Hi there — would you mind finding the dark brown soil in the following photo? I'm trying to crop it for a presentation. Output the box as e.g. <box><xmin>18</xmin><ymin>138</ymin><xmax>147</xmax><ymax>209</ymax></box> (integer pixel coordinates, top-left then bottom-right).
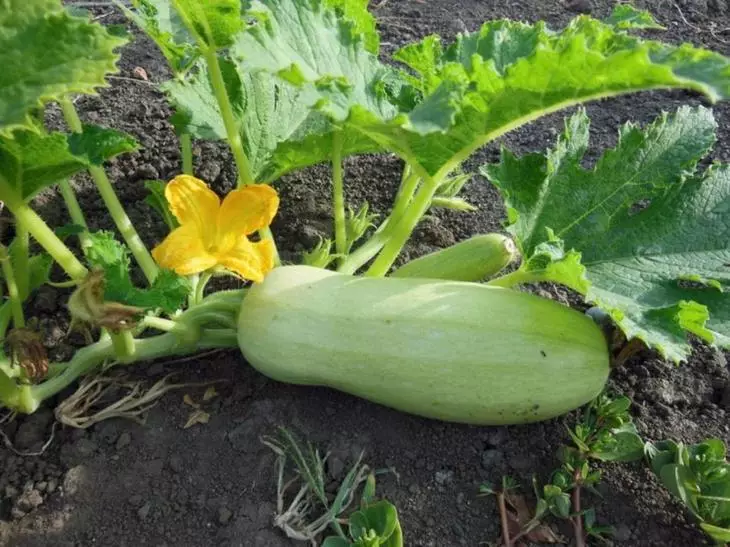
<box><xmin>2</xmin><ymin>1</ymin><xmax>730</xmax><ymax>546</ymax></box>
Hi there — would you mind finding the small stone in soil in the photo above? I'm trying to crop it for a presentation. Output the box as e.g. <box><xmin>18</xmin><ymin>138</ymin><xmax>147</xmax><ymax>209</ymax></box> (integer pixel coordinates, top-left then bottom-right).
<box><xmin>481</xmin><ymin>449</ymin><xmax>503</xmax><ymax>468</ymax></box>
<box><xmin>218</xmin><ymin>507</ymin><xmax>233</xmax><ymax>525</ymax></box>
<box><xmin>62</xmin><ymin>465</ymin><xmax>86</xmax><ymax>497</ymax></box>
<box><xmin>16</xmin><ymin>489</ymin><xmax>43</xmax><ymax>512</ymax></box>
<box><xmin>434</xmin><ymin>470</ymin><xmax>454</xmax><ymax>486</ymax></box>
<box><xmin>138</xmin><ymin>501</ymin><xmax>152</xmax><ymax>520</ymax></box>
<box><xmin>116</xmin><ymin>432</ymin><xmax>132</xmax><ymax>450</ymax></box>
<box><xmin>168</xmin><ymin>455</ymin><xmax>184</xmax><ymax>474</ymax></box>
<box><xmin>13</xmin><ymin>409</ymin><xmax>53</xmax><ymax>450</ymax></box>
<box><xmin>129</xmin><ymin>494</ymin><xmax>144</xmax><ymax>506</ymax></box>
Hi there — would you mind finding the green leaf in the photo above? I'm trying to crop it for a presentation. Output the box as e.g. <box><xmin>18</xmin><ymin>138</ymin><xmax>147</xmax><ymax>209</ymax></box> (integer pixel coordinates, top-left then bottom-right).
<box><xmin>0</xmin><ymin>126</ymin><xmax>137</xmax><ymax>200</ymax></box>
<box><xmin>55</xmin><ymin>223</ymin><xmax>87</xmax><ymax>240</ymax></box>
<box><xmin>349</xmin><ymin>15</ymin><xmax>730</xmax><ymax>178</ymax></box>
<box><xmin>592</xmin><ymin>431</ymin><xmax>645</xmax><ymax>462</ymax></box>
<box><xmin>322</xmin><ymin>537</ymin><xmax>352</xmax><ymax>547</ymax></box>
<box><xmin>604</xmin><ymin>4</ymin><xmax>665</xmax><ymax>30</ymax></box>
<box><xmin>170</xmin><ymin>0</ymin><xmax>242</xmax><ymax>49</ymax></box>
<box><xmin>121</xmin><ymin>0</ymin><xmax>198</xmax><ymax>74</ymax></box>
<box><xmin>67</xmin><ymin>124</ymin><xmax>139</xmax><ymax>166</ymax></box>
<box><xmin>86</xmin><ymin>231</ymin><xmax>190</xmax><ymax>313</ymax></box>
<box><xmin>699</xmin><ymin>522</ymin><xmax>730</xmax><ymax>543</ymax></box>
<box><xmin>483</xmin><ymin>106</ymin><xmax>730</xmax><ymax>362</ymax></box>
<box><xmin>163</xmin><ymin>60</ymin><xmax>323</xmax><ymax>181</ymax></box>
<box><xmin>359</xmin><ymin>501</ymin><xmax>398</xmax><ymax>540</ymax></box>
<box><xmin>0</xmin><ymin>0</ymin><xmax>127</xmax><ymax>135</ymax></box>
<box><xmin>323</xmin><ymin>0</ymin><xmax>379</xmax><ymax>54</ymax></box>
<box><xmin>659</xmin><ymin>463</ymin><xmax>701</xmax><ymax>515</ymax></box>
<box><xmin>165</xmin><ymin>0</ymin><xmax>401</xmax><ymax>180</ymax></box>
<box><xmin>143</xmin><ymin>180</ymin><xmax>179</xmax><ymax>230</ymax></box>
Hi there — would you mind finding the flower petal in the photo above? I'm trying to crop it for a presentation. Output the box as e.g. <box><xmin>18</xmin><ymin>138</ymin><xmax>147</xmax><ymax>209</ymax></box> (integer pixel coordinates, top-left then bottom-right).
<box><xmin>217</xmin><ymin>184</ymin><xmax>279</xmax><ymax>241</ymax></box>
<box><xmin>216</xmin><ymin>237</ymin><xmax>275</xmax><ymax>283</ymax></box>
<box><xmin>152</xmin><ymin>223</ymin><xmax>218</xmax><ymax>276</ymax></box>
<box><xmin>165</xmin><ymin>175</ymin><xmax>220</xmax><ymax>241</ymax></box>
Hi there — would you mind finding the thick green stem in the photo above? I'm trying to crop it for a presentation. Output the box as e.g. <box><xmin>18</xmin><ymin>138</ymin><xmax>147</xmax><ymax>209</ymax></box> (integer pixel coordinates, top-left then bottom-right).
<box><xmin>0</xmin><ymin>248</ymin><xmax>25</xmax><ymax>329</ymax></box>
<box><xmin>486</xmin><ymin>269</ymin><xmax>543</xmax><ymax>288</ymax></box>
<box><xmin>194</xmin><ymin>271</ymin><xmax>213</xmax><ymax>305</ymax></box>
<box><xmin>0</xmin><ymin>177</ymin><xmax>87</xmax><ymax>280</ymax></box>
<box><xmin>338</xmin><ymin>169</ymin><xmax>420</xmax><ymax>274</ymax></box>
<box><xmin>332</xmin><ymin>132</ymin><xmax>347</xmax><ymax>265</ymax></box>
<box><xmin>365</xmin><ymin>174</ymin><xmax>441</xmax><ymax>277</ymax></box>
<box><xmin>201</xmin><ymin>49</ymin><xmax>281</xmax><ymax>266</ymax></box>
<box><xmin>110</xmin><ymin>329</ymin><xmax>136</xmax><ymax>363</ymax></box>
<box><xmin>14</xmin><ymin>221</ymin><xmax>29</xmax><ymax>299</ymax></box>
<box><xmin>57</xmin><ymin>179</ymin><xmax>91</xmax><ymax>250</ymax></box>
<box><xmin>0</xmin><ymin>302</ymin><xmax>12</xmax><ymax>341</ymax></box>
<box><xmin>30</xmin><ymin>327</ymin><xmax>238</xmax><ymax>408</ymax></box>
<box><xmin>60</xmin><ymin>98</ymin><xmax>159</xmax><ymax>284</ymax></box>
<box><xmin>181</xmin><ymin>133</ymin><xmax>194</xmax><ymax>175</ymax></box>
<box><xmin>202</xmin><ymin>48</ymin><xmax>254</xmax><ymax>186</ymax></box>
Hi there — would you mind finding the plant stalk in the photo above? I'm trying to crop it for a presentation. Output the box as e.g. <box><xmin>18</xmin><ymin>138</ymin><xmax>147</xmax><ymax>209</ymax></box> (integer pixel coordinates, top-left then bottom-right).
<box><xmin>338</xmin><ymin>169</ymin><xmax>420</xmax><ymax>274</ymax></box>
<box><xmin>0</xmin><ymin>247</ymin><xmax>25</xmax><ymax>329</ymax></box>
<box><xmin>57</xmin><ymin>179</ymin><xmax>92</xmax><ymax>250</ymax></box>
<box><xmin>202</xmin><ymin>48</ymin><xmax>254</xmax><ymax>187</ymax></box>
<box><xmin>14</xmin><ymin>220</ymin><xmax>30</xmax><ymax>299</ymax></box>
<box><xmin>110</xmin><ymin>329</ymin><xmax>136</xmax><ymax>363</ymax></box>
<box><xmin>60</xmin><ymin>98</ymin><xmax>159</xmax><ymax>284</ymax></box>
<box><xmin>0</xmin><ymin>177</ymin><xmax>88</xmax><ymax>280</ymax></box>
<box><xmin>497</xmin><ymin>491</ymin><xmax>513</xmax><ymax>547</ymax></box>
<box><xmin>365</xmin><ymin>174</ymin><xmax>440</xmax><ymax>277</ymax></box>
<box><xmin>201</xmin><ymin>48</ymin><xmax>280</xmax><ymax>266</ymax></box>
<box><xmin>332</xmin><ymin>132</ymin><xmax>347</xmax><ymax>265</ymax></box>
<box><xmin>572</xmin><ymin>469</ymin><xmax>586</xmax><ymax>547</ymax></box>
<box><xmin>181</xmin><ymin>132</ymin><xmax>194</xmax><ymax>175</ymax></box>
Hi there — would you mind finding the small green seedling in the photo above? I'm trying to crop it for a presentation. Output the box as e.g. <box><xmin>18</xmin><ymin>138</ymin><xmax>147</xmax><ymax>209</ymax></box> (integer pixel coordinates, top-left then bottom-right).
<box><xmin>646</xmin><ymin>438</ymin><xmax>730</xmax><ymax>544</ymax></box>
<box><xmin>483</xmin><ymin>392</ymin><xmax>644</xmax><ymax>546</ymax></box>
<box><xmin>322</xmin><ymin>484</ymin><xmax>403</xmax><ymax>547</ymax></box>
<box><xmin>263</xmin><ymin>427</ymin><xmax>402</xmax><ymax>546</ymax></box>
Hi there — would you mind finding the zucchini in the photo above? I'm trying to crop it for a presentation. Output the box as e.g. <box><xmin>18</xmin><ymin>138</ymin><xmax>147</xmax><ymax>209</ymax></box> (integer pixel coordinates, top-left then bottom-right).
<box><xmin>237</xmin><ymin>265</ymin><xmax>610</xmax><ymax>425</ymax></box>
<box><xmin>391</xmin><ymin>234</ymin><xmax>515</xmax><ymax>282</ymax></box>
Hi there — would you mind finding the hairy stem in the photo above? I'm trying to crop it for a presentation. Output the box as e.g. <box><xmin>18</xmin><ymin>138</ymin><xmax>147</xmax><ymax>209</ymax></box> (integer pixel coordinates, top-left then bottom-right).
<box><xmin>201</xmin><ymin>49</ymin><xmax>280</xmax><ymax>265</ymax></box>
<box><xmin>181</xmin><ymin>132</ymin><xmax>194</xmax><ymax>175</ymax></box>
<box><xmin>14</xmin><ymin>221</ymin><xmax>29</xmax><ymax>299</ymax></box>
<box><xmin>0</xmin><ymin>247</ymin><xmax>25</xmax><ymax>329</ymax></box>
<box><xmin>57</xmin><ymin>179</ymin><xmax>91</xmax><ymax>250</ymax></box>
<box><xmin>0</xmin><ymin>177</ymin><xmax>87</xmax><ymax>280</ymax></box>
<box><xmin>202</xmin><ymin>48</ymin><xmax>253</xmax><ymax>186</ymax></box>
<box><xmin>365</xmin><ymin>174</ymin><xmax>440</xmax><ymax>277</ymax></box>
<box><xmin>338</xmin><ymin>169</ymin><xmax>420</xmax><ymax>274</ymax></box>
<box><xmin>60</xmin><ymin>98</ymin><xmax>159</xmax><ymax>284</ymax></box>
<box><xmin>332</xmin><ymin>132</ymin><xmax>346</xmax><ymax>266</ymax></box>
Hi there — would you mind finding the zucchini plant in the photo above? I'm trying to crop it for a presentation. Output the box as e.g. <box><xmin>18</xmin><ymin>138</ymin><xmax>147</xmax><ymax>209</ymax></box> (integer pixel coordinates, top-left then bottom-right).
<box><xmin>0</xmin><ymin>1</ymin><xmax>728</xmax><ymax>426</ymax></box>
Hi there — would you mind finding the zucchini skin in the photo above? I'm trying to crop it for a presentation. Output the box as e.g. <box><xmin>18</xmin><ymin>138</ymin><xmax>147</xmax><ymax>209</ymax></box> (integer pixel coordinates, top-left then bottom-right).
<box><xmin>391</xmin><ymin>234</ymin><xmax>515</xmax><ymax>282</ymax></box>
<box><xmin>237</xmin><ymin>265</ymin><xmax>610</xmax><ymax>425</ymax></box>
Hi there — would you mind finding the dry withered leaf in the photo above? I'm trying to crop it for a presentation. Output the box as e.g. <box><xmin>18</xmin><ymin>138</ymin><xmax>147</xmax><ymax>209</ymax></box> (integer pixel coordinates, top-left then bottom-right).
<box><xmin>505</xmin><ymin>491</ymin><xmax>562</xmax><ymax>545</ymax></box>
<box><xmin>202</xmin><ymin>386</ymin><xmax>217</xmax><ymax>402</ymax></box>
<box><xmin>183</xmin><ymin>394</ymin><xmax>200</xmax><ymax>409</ymax></box>
<box><xmin>184</xmin><ymin>409</ymin><xmax>210</xmax><ymax>429</ymax></box>
<box><xmin>5</xmin><ymin>328</ymin><xmax>49</xmax><ymax>381</ymax></box>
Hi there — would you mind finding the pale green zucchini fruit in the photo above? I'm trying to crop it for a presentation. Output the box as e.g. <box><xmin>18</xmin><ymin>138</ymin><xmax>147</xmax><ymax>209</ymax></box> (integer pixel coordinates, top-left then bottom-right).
<box><xmin>391</xmin><ymin>233</ymin><xmax>516</xmax><ymax>282</ymax></box>
<box><xmin>237</xmin><ymin>265</ymin><xmax>610</xmax><ymax>425</ymax></box>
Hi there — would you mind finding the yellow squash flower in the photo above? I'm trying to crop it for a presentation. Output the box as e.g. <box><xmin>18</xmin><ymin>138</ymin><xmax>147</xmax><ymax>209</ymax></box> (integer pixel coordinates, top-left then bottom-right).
<box><xmin>151</xmin><ymin>175</ymin><xmax>279</xmax><ymax>283</ymax></box>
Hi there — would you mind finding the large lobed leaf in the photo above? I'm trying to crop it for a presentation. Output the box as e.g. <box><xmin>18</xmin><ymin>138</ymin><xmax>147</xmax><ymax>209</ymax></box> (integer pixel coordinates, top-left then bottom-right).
<box><xmin>161</xmin><ymin>0</ymin><xmax>400</xmax><ymax>181</ymax></box>
<box><xmin>0</xmin><ymin>125</ymin><xmax>138</xmax><ymax>200</ymax></box>
<box><xmin>0</xmin><ymin>0</ymin><xmax>127</xmax><ymax>136</ymax></box>
<box><xmin>482</xmin><ymin>106</ymin><xmax>730</xmax><ymax>363</ymax></box>
<box><xmin>350</xmin><ymin>16</ymin><xmax>730</xmax><ymax>178</ymax></box>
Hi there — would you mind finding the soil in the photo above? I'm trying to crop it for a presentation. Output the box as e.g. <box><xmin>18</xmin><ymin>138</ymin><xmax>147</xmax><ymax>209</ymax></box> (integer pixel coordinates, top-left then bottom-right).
<box><xmin>2</xmin><ymin>1</ymin><xmax>730</xmax><ymax>546</ymax></box>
